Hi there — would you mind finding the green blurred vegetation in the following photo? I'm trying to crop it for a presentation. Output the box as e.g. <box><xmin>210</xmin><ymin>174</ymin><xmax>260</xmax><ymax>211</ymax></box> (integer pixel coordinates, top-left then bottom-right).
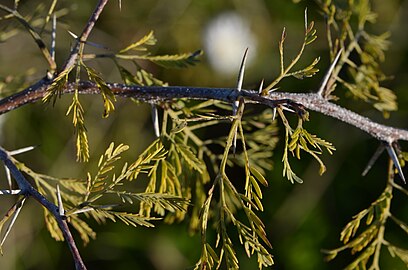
<box><xmin>0</xmin><ymin>0</ymin><xmax>408</xmax><ymax>269</ymax></box>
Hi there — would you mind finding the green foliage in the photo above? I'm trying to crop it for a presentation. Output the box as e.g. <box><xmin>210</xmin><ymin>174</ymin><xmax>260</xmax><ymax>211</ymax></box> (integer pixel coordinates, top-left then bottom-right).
<box><xmin>84</xmin><ymin>65</ymin><xmax>116</xmax><ymax>118</ymax></box>
<box><xmin>43</xmin><ymin>68</ymin><xmax>71</xmax><ymax>105</ymax></box>
<box><xmin>1</xmin><ymin>1</ymin><xmax>407</xmax><ymax>269</ymax></box>
<box><xmin>324</xmin><ymin>160</ymin><xmax>408</xmax><ymax>269</ymax></box>
<box><xmin>66</xmin><ymin>91</ymin><xmax>89</xmax><ymax>162</ymax></box>
<box><xmin>8</xmin><ymin>143</ymin><xmax>189</xmax><ymax>245</ymax></box>
<box><xmin>316</xmin><ymin>0</ymin><xmax>397</xmax><ymax>115</ymax></box>
<box><xmin>116</xmin><ymin>30</ymin><xmax>202</xmax><ymax>68</ymax></box>
<box><xmin>262</xmin><ymin>10</ymin><xmax>319</xmax><ymax>94</ymax></box>
<box><xmin>277</xmin><ymin>108</ymin><xmax>335</xmax><ymax>183</ymax></box>
<box><xmin>194</xmin><ymin>102</ymin><xmax>275</xmax><ymax>269</ymax></box>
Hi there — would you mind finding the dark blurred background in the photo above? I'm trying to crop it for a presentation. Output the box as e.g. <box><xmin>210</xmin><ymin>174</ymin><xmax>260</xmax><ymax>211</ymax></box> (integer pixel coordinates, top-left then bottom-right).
<box><xmin>0</xmin><ymin>0</ymin><xmax>408</xmax><ymax>269</ymax></box>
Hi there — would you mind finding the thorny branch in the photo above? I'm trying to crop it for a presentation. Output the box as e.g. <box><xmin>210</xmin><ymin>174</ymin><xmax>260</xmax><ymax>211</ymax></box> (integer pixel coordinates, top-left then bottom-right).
<box><xmin>0</xmin><ymin>148</ymin><xmax>86</xmax><ymax>270</ymax></box>
<box><xmin>0</xmin><ymin>1</ymin><xmax>111</xmax><ymax>269</ymax></box>
<box><xmin>1</xmin><ymin>82</ymin><xmax>407</xmax><ymax>144</ymax></box>
<box><xmin>59</xmin><ymin>0</ymin><xmax>109</xmax><ymax>72</ymax></box>
<box><xmin>0</xmin><ymin>0</ymin><xmax>407</xmax><ymax>268</ymax></box>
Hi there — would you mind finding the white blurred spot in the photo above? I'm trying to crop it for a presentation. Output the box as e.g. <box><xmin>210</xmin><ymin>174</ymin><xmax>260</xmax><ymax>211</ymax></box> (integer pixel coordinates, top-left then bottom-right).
<box><xmin>204</xmin><ymin>12</ymin><xmax>257</xmax><ymax>76</ymax></box>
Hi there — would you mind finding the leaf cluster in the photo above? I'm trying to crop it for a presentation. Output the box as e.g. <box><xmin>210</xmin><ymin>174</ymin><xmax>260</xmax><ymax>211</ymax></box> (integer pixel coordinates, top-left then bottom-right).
<box><xmin>262</xmin><ymin>10</ymin><xmax>320</xmax><ymax>94</ymax></box>
<box><xmin>324</xmin><ymin>160</ymin><xmax>408</xmax><ymax>269</ymax></box>
<box><xmin>278</xmin><ymin>108</ymin><xmax>335</xmax><ymax>183</ymax></box>
<box><xmin>317</xmin><ymin>0</ymin><xmax>397</xmax><ymax>115</ymax></box>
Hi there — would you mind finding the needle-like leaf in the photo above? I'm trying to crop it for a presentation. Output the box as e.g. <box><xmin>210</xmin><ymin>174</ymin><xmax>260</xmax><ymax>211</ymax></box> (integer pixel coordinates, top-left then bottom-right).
<box><xmin>386</xmin><ymin>143</ymin><xmax>406</xmax><ymax>183</ymax></box>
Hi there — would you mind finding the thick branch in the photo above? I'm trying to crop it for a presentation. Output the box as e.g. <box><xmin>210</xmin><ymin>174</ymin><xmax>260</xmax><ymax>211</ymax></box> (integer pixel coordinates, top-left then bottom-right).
<box><xmin>0</xmin><ymin>81</ymin><xmax>407</xmax><ymax>144</ymax></box>
<box><xmin>0</xmin><ymin>148</ymin><xmax>86</xmax><ymax>270</ymax></box>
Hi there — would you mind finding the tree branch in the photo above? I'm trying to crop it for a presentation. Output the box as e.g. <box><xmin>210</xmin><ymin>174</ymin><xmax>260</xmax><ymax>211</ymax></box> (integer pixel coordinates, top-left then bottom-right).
<box><xmin>0</xmin><ymin>149</ymin><xmax>87</xmax><ymax>270</ymax></box>
<box><xmin>60</xmin><ymin>0</ymin><xmax>109</xmax><ymax>72</ymax></box>
<box><xmin>0</xmin><ymin>81</ymin><xmax>407</xmax><ymax>144</ymax></box>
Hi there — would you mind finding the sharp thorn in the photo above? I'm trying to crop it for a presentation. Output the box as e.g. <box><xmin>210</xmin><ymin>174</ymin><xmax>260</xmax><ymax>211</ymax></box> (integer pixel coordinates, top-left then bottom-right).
<box><xmin>232</xmin><ymin>49</ymin><xmax>248</xmax><ymax>155</ymax></box>
<box><xmin>233</xmin><ymin>48</ymin><xmax>248</xmax><ymax>117</ymax></box>
<box><xmin>151</xmin><ymin>104</ymin><xmax>160</xmax><ymax>137</ymax></box>
<box><xmin>282</xmin><ymin>106</ymin><xmax>295</xmax><ymax>113</ymax></box>
<box><xmin>236</xmin><ymin>48</ymin><xmax>249</xmax><ymax>93</ymax></box>
<box><xmin>57</xmin><ymin>185</ymin><xmax>65</xmax><ymax>216</ymax></box>
<box><xmin>9</xmin><ymin>145</ymin><xmax>37</xmax><ymax>156</ymax></box>
<box><xmin>386</xmin><ymin>143</ymin><xmax>406</xmax><ymax>184</ymax></box>
<box><xmin>67</xmin><ymin>30</ymin><xmax>78</xmax><ymax>39</ymax></box>
<box><xmin>317</xmin><ymin>48</ymin><xmax>343</xmax><ymax>98</ymax></box>
<box><xmin>272</xmin><ymin>108</ymin><xmax>277</xmax><ymax>121</ymax></box>
<box><xmin>4</xmin><ymin>165</ymin><xmax>12</xmax><ymax>191</ymax></box>
<box><xmin>51</xmin><ymin>14</ymin><xmax>56</xmax><ymax>61</ymax></box>
<box><xmin>268</xmin><ymin>87</ymin><xmax>279</xmax><ymax>94</ymax></box>
<box><xmin>258</xmin><ymin>79</ymin><xmax>264</xmax><ymax>95</ymax></box>
<box><xmin>0</xmin><ymin>190</ymin><xmax>21</xmax><ymax>195</ymax></box>
<box><xmin>1</xmin><ymin>197</ymin><xmax>26</xmax><ymax>247</ymax></box>
<box><xmin>362</xmin><ymin>144</ymin><xmax>385</xmax><ymax>176</ymax></box>
<box><xmin>232</xmin><ymin>128</ymin><xmax>238</xmax><ymax>156</ymax></box>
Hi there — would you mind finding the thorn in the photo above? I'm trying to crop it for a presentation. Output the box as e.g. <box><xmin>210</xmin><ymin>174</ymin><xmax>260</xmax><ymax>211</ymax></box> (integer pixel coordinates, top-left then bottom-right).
<box><xmin>304</xmin><ymin>8</ymin><xmax>308</xmax><ymax>30</ymax></box>
<box><xmin>258</xmin><ymin>79</ymin><xmax>264</xmax><ymax>95</ymax></box>
<box><xmin>317</xmin><ymin>48</ymin><xmax>343</xmax><ymax>98</ymax></box>
<box><xmin>67</xmin><ymin>30</ymin><xmax>112</xmax><ymax>50</ymax></box>
<box><xmin>232</xmin><ymin>48</ymin><xmax>248</xmax><ymax>155</ymax></box>
<box><xmin>151</xmin><ymin>104</ymin><xmax>160</xmax><ymax>137</ymax></box>
<box><xmin>67</xmin><ymin>30</ymin><xmax>78</xmax><ymax>39</ymax></box>
<box><xmin>233</xmin><ymin>48</ymin><xmax>249</xmax><ymax>115</ymax></box>
<box><xmin>385</xmin><ymin>143</ymin><xmax>406</xmax><ymax>183</ymax></box>
<box><xmin>236</xmin><ymin>48</ymin><xmax>248</xmax><ymax>93</ymax></box>
<box><xmin>57</xmin><ymin>185</ymin><xmax>65</xmax><ymax>216</ymax></box>
<box><xmin>272</xmin><ymin>108</ymin><xmax>277</xmax><ymax>121</ymax></box>
<box><xmin>9</xmin><ymin>145</ymin><xmax>36</xmax><ymax>156</ymax></box>
<box><xmin>362</xmin><ymin>144</ymin><xmax>385</xmax><ymax>176</ymax></box>
<box><xmin>281</xmin><ymin>106</ymin><xmax>295</xmax><ymax>113</ymax></box>
<box><xmin>1</xmin><ymin>197</ymin><xmax>26</xmax><ymax>247</ymax></box>
<box><xmin>51</xmin><ymin>13</ymin><xmax>56</xmax><ymax>62</ymax></box>
<box><xmin>4</xmin><ymin>165</ymin><xmax>12</xmax><ymax>191</ymax></box>
<box><xmin>268</xmin><ymin>87</ymin><xmax>279</xmax><ymax>94</ymax></box>
<box><xmin>0</xmin><ymin>190</ymin><xmax>21</xmax><ymax>195</ymax></box>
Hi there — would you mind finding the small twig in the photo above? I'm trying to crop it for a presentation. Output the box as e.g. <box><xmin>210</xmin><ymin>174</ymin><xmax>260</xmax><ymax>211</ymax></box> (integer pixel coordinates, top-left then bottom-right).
<box><xmin>60</xmin><ymin>0</ymin><xmax>109</xmax><ymax>72</ymax></box>
<box><xmin>0</xmin><ymin>4</ymin><xmax>56</xmax><ymax>72</ymax></box>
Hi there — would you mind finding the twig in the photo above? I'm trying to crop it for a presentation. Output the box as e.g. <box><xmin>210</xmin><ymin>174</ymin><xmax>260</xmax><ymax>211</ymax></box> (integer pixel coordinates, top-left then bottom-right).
<box><xmin>0</xmin><ymin>149</ymin><xmax>86</xmax><ymax>270</ymax></box>
<box><xmin>0</xmin><ymin>4</ymin><xmax>56</xmax><ymax>72</ymax></box>
<box><xmin>60</xmin><ymin>0</ymin><xmax>109</xmax><ymax>72</ymax></box>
